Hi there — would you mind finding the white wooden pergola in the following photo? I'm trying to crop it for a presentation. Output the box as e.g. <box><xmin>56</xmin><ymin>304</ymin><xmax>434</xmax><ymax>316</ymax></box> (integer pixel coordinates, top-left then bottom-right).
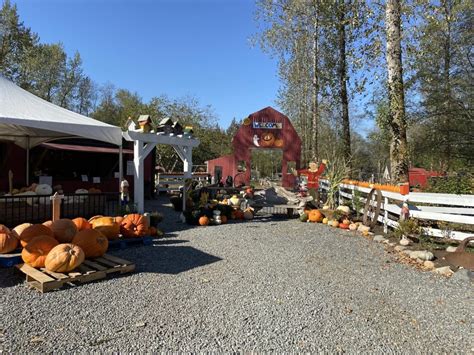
<box><xmin>122</xmin><ymin>122</ymin><xmax>200</xmax><ymax>213</ymax></box>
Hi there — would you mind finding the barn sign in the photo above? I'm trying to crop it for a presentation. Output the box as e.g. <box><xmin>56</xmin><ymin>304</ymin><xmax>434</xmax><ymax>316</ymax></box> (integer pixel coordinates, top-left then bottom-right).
<box><xmin>252</xmin><ymin>122</ymin><xmax>283</xmax><ymax>129</ymax></box>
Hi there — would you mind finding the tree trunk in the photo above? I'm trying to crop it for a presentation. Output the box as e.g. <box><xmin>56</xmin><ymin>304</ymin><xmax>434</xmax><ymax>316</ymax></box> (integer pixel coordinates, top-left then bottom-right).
<box><xmin>385</xmin><ymin>0</ymin><xmax>409</xmax><ymax>183</ymax></box>
<box><xmin>442</xmin><ymin>0</ymin><xmax>452</xmax><ymax>170</ymax></box>
<box><xmin>311</xmin><ymin>15</ymin><xmax>319</xmax><ymax>162</ymax></box>
<box><xmin>338</xmin><ymin>0</ymin><xmax>351</xmax><ymax>172</ymax></box>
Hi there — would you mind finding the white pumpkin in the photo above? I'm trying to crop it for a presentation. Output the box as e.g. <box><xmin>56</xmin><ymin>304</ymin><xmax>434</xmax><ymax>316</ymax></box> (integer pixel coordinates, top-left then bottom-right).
<box><xmin>336</xmin><ymin>205</ymin><xmax>351</xmax><ymax>214</ymax></box>
<box><xmin>35</xmin><ymin>184</ymin><xmax>53</xmax><ymax>195</ymax></box>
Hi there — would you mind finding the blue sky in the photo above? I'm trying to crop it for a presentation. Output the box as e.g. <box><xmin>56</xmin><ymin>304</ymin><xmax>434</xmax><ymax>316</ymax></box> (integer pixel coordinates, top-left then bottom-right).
<box><xmin>13</xmin><ymin>0</ymin><xmax>281</xmax><ymax>128</ymax></box>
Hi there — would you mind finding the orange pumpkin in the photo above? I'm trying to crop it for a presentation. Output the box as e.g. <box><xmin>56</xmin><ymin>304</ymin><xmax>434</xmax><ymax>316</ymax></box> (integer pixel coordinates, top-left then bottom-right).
<box><xmin>0</xmin><ymin>225</ymin><xmax>19</xmax><ymax>254</ymax></box>
<box><xmin>120</xmin><ymin>214</ymin><xmax>149</xmax><ymax>238</ymax></box>
<box><xmin>114</xmin><ymin>216</ymin><xmax>124</xmax><ymax>225</ymax></box>
<box><xmin>88</xmin><ymin>215</ymin><xmax>104</xmax><ymax>223</ymax></box>
<box><xmin>234</xmin><ymin>210</ymin><xmax>245</xmax><ymax>220</ymax></box>
<box><xmin>72</xmin><ymin>229</ymin><xmax>108</xmax><ymax>258</ymax></box>
<box><xmin>199</xmin><ymin>216</ymin><xmax>210</xmax><ymax>226</ymax></box>
<box><xmin>220</xmin><ymin>215</ymin><xmax>228</xmax><ymax>224</ymax></box>
<box><xmin>72</xmin><ymin>217</ymin><xmax>92</xmax><ymax>231</ymax></box>
<box><xmin>274</xmin><ymin>138</ymin><xmax>284</xmax><ymax>148</ymax></box>
<box><xmin>18</xmin><ymin>224</ymin><xmax>54</xmax><ymax>247</ymax></box>
<box><xmin>339</xmin><ymin>223</ymin><xmax>350</xmax><ymax>230</ymax></box>
<box><xmin>45</xmin><ymin>243</ymin><xmax>85</xmax><ymax>272</ymax></box>
<box><xmin>260</xmin><ymin>132</ymin><xmax>275</xmax><ymax>147</ymax></box>
<box><xmin>92</xmin><ymin>217</ymin><xmax>120</xmax><ymax>240</ymax></box>
<box><xmin>50</xmin><ymin>219</ymin><xmax>78</xmax><ymax>243</ymax></box>
<box><xmin>308</xmin><ymin>210</ymin><xmax>323</xmax><ymax>223</ymax></box>
<box><xmin>21</xmin><ymin>235</ymin><xmax>59</xmax><ymax>268</ymax></box>
<box><xmin>12</xmin><ymin>223</ymin><xmax>33</xmax><ymax>239</ymax></box>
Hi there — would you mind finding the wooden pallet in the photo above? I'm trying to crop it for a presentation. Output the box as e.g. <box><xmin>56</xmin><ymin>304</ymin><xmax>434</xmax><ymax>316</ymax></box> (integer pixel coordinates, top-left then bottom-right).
<box><xmin>108</xmin><ymin>236</ymin><xmax>154</xmax><ymax>250</ymax></box>
<box><xmin>16</xmin><ymin>254</ymin><xmax>135</xmax><ymax>293</ymax></box>
<box><xmin>0</xmin><ymin>250</ymin><xmax>22</xmax><ymax>268</ymax></box>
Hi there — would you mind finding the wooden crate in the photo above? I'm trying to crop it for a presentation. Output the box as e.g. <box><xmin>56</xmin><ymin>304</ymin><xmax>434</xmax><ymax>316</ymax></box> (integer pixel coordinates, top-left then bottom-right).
<box><xmin>16</xmin><ymin>254</ymin><xmax>135</xmax><ymax>293</ymax></box>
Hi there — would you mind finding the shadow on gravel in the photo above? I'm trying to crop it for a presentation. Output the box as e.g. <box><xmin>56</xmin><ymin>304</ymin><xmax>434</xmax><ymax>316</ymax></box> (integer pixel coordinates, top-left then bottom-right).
<box><xmin>0</xmin><ymin>268</ymin><xmax>23</xmax><ymax>288</ymax></box>
<box><xmin>152</xmin><ymin>238</ymin><xmax>189</xmax><ymax>245</ymax></box>
<box><xmin>136</xmin><ymin>245</ymin><xmax>222</xmax><ymax>274</ymax></box>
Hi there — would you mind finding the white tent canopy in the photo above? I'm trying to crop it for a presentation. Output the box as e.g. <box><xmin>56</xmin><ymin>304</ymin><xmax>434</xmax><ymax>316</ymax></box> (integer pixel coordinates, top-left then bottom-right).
<box><xmin>0</xmin><ymin>75</ymin><xmax>122</xmax><ymax>148</ymax></box>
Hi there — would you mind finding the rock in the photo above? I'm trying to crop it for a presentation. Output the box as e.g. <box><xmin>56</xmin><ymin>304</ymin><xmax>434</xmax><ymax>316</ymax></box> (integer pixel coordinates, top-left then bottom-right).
<box><xmin>399</xmin><ymin>237</ymin><xmax>411</xmax><ymax>246</ymax></box>
<box><xmin>446</xmin><ymin>246</ymin><xmax>457</xmax><ymax>252</ymax></box>
<box><xmin>450</xmin><ymin>269</ymin><xmax>473</xmax><ymax>282</ymax></box>
<box><xmin>402</xmin><ymin>249</ymin><xmax>412</xmax><ymax>256</ymax></box>
<box><xmin>373</xmin><ymin>235</ymin><xmax>386</xmax><ymax>243</ymax></box>
<box><xmin>388</xmin><ymin>242</ymin><xmax>397</xmax><ymax>247</ymax></box>
<box><xmin>434</xmin><ymin>266</ymin><xmax>454</xmax><ymax>277</ymax></box>
<box><xmin>423</xmin><ymin>261</ymin><xmax>435</xmax><ymax>269</ymax></box>
<box><xmin>395</xmin><ymin>245</ymin><xmax>407</xmax><ymax>252</ymax></box>
<box><xmin>409</xmin><ymin>250</ymin><xmax>434</xmax><ymax>261</ymax></box>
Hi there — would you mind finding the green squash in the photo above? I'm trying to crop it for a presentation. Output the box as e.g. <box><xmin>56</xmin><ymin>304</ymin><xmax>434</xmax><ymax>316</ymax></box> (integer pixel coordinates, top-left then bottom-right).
<box><xmin>300</xmin><ymin>213</ymin><xmax>308</xmax><ymax>222</ymax></box>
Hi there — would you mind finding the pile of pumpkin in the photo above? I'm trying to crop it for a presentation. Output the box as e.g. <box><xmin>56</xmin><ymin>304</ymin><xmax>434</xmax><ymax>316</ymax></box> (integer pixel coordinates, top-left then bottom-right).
<box><xmin>0</xmin><ymin>213</ymin><xmax>155</xmax><ymax>273</ymax></box>
<box><xmin>300</xmin><ymin>206</ymin><xmax>368</xmax><ymax>232</ymax></box>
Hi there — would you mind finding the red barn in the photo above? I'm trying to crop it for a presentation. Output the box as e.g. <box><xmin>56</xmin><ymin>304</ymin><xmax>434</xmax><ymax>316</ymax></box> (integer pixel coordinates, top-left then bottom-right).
<box><xmin>207</xmin><ymin>107</ymin><xmax>301</xmax><ymax>188</ymax></box>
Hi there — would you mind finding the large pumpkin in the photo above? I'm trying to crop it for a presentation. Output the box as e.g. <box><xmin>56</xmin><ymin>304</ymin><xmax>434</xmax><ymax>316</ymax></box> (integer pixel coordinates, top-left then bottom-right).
<box><xmin>198</xmin><ymin>216</ymin><xmax>210</xmax><ymax>226</ymax></box>
<box><xmin>12</xmin><ymin>223</ymin><xmax>33</xmax><ymax>239</ymax></box>
<box><xmin>72</xmin><ymin>229</ymin><xmax>108</xmax><ymax>258</ymax></box>
<box><xmin>274</xmin><ymin>138</ymin><xmax>284</xmax><ymax>148</ymax></box>
<box><xmin>21</xmin><ymin>235</ymin><xmax>59</xmax><ymax>268</ymax></box>
<box><xmin>17</xmin><ymin>224</ymin><xmax>54</xmax><ymax>247</ymax></box>
<box><xmin>45</xmin><ymin>243</ymin><xmax>85</xmax><ymax>272</ymax></box>
<box><xmin>0</xmin><ymin>225</ymin><xmax>18</xmax><ymax>254</ymax></box>
<box><xmin>92</xmin><ymin>217</ymin><xmax>120</xmax><ymax>240</ymax></box>
<box><xmin>72</xmin><ymin>217</ymin><xmax>92</xmax><ymax>231</ymax></box>
<box><xmin>259</xmin><ymin>132</ymin><xmax>275</xmax><ymax>147</ymax></box>
<box><xmin>308</xmin><ymin>210</ymin><xmax>323</xmax><ymax>223</ymax></box>
<box><xmin>120</xmin><ymin>214</ymin><xmax>149</xmax><ymax>238</ymax></box>
<box><xmin>50</xmin><ymin>219</ymin><xmax>77</xmax><ymax>243</ymax></box>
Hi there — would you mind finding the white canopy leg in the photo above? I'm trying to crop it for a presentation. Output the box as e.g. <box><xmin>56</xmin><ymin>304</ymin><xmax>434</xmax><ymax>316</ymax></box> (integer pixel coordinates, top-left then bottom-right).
<box><xmin>134</xmin><ymin>140</ymin><xmax>145</xmax><ymax>213</ymax></box>
<box><xmin>119</xmin><ymin>145</ymin><xmax>123</xmax><ymax>192</ymax></box>
<box><xmin>182</xmin><ymin>147</ymin><xmax>193</xmax><ymax>211</ymax></box>
<box><xmin>26</xmin><ymin>136</ymin><xmax>30</xmax><ymax>186</ymax></box>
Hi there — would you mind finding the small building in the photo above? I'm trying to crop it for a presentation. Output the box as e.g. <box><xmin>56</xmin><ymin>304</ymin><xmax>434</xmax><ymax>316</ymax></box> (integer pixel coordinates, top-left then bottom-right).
<box><xmin>207</xmin><ymin>107</ymin><xmax>301</xmax><ymax>188</ymax></box>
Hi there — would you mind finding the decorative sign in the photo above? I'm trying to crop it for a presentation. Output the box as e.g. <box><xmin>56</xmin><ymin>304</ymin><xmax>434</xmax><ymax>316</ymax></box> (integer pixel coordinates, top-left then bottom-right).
<box><xmin>93</xmin><ymin>177</ymin><xmax>101</xmax><ymax>184</ymax></box>
<box><xmin>253</xmin><ymin>121</ymin><xmax>282</xmax><ymax>129</ymax></box>
<box><xmin>81</xmin><ymin>175</ymin><xmax>88</xmax><ymax>182</ymax></box>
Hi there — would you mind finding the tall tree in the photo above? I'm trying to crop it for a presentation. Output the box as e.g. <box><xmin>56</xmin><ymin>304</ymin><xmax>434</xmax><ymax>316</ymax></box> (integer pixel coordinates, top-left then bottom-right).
<box><xmin>385</xmin><ymin>0</ymin><xmax>409</xmax><ymax>182</ymax></box>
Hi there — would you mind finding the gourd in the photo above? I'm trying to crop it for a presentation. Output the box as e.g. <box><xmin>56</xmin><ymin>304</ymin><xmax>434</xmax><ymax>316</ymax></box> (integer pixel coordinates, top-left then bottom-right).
<box><xmin>17</xmin><ymin>224</ymin><xmax>54</xmax><ymax>247</ymax></box>
<box><xmin>243</xmin><ymin>208</ymin><xmax>254</xmax><ymax>220</ymax></box>
<box><xmin>322</xmin><ymin>218</ymin><xmax>328</xmax><ymax>224</ymax></box>
<box><xmin>50</xmin><ymin>219</ymin><xmax>78</xmax><ymax>243</ymax></box>
<box><xmin>21</xmin><ymin>235</ymin><xmax>59</xmax><ymax>267</ymax></box>
<box><xmin>120</xmin><ymin>214</ymin><xmax>149</xmax><ymax>238</ymax></box>
<box><xmin>348</xmin><ymin>223</ymin><xmax>358</xmax><ymax>231</ymax></box>
<box><xmin>220</xmin><ymin>215</ymin><xmax>228</xmax><ymax>224</ymax></box>
<box><xmin>339</xmin><ymin>223</ymin><xmax>349</xmax><ymax>230</ymax></box>
<box><xmin>300</xmin><ymin>213</ymin><xmax>308</xmax><ymax>222</ymax></box>
<box><xmin>342</xmin><ymin>218</ymin><xmax>350</xmax><ymax>225</ymax></box>
<box><xmin>308</xmin><ymin>210</ymin><xmax>323</xmax><ymax>223</ymax></box>
<box><xmin>35</xmin><ymin>184</ymin><xmax>53</xmax><ymax>195</ymax></box>
<box><xmin>72</xmin><ymin>229</ymin><xmax>108</xmax><ymax>258</ymax></box>
<box><xmin>92</xmin><ymin>217</ymin><xmax>120</xmax><ymax>240</ymax></box>
<box><xmin>331</xmin><ymin>220</ymin><xmax>340</xmax><ymax>228</ymax></box>
<box><xmin>0</xmin><ymin>225</ymin><xmax>18</xmax><ymax>254</ymax></box>
<box><xmin>45</xmin><ymin>243</ymin><xmax>85</xmax><ymax>272</ymax></box>
<box><xmin>199</xmin><ymin>216</ymin><xmax>210</xmax><ymax>226</ymax></box>
<box><xmin>72</xmin><ymin>217</ymin><xmax>92</xmax><ymax>231</ymax></box>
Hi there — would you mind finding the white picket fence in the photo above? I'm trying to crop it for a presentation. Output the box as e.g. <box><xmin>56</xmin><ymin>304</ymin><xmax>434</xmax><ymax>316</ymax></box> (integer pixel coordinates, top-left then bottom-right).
<box><xmin>319</xmin><ymin>180</ymin><xmax>474</xmax><ymax>241</ymax></box>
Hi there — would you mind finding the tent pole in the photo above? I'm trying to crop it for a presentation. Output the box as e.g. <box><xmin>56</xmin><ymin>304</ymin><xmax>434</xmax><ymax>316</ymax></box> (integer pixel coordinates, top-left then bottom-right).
<box><xmin>118</xmin><ymin>145</ymin><xmax>123</xmax><ymax>191</ymax></box>
<box><xmin>26</xmin><ymin>136</ymin><xmax>30</xmax><ymax>186</ymax></box>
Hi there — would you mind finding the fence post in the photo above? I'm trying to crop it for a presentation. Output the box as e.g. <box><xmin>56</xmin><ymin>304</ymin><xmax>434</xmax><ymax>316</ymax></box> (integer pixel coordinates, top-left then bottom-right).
<box><xmin>384</xmin><ymin>195</ymin><xmax>389</xmax><ymax>233</ymax></box>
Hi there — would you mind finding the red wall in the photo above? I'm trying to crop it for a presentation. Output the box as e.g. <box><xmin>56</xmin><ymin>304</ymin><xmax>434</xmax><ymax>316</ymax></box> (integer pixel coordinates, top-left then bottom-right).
<box><xmin>208</xmin><ymin>107</ymin><xmax>301</xmax><ymax>188</ymax></box>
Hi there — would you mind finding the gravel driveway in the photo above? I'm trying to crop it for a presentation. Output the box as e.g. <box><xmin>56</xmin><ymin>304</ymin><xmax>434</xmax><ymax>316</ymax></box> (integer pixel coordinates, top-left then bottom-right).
<box><xmin>1</xmin><ymin>205</ymin><xmax>472</xmax><ymax>353</ymax></box>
